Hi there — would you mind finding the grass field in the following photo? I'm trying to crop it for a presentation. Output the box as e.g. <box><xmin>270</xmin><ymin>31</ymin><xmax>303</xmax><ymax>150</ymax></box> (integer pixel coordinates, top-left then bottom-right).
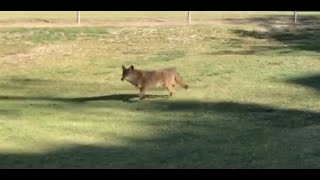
<box><xmin>0</xmin><ymin>12</ymin><xmax>320</xmax><ymax>168</ymax></box>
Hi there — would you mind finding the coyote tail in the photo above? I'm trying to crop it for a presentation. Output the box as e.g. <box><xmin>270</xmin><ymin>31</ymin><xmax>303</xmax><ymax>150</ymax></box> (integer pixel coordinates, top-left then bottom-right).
<box><xmin>175</xmin><ymin>73</ymin><xmax>189</xmax><ymax>89</ymax></box>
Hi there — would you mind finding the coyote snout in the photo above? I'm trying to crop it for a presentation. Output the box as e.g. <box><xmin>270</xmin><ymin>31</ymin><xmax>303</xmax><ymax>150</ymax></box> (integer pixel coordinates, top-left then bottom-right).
<box><xmin>121</xmin><ymin>65</ymin><xmax>189</xmax><ymax>100</ymax></box>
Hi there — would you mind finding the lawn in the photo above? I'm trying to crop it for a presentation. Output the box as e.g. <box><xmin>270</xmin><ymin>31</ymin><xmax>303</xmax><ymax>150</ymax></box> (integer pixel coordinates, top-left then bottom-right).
<box><xmin>0</xmin><ymin>14</ymin><xmax>319</xmax><ymax>168</ymax></box>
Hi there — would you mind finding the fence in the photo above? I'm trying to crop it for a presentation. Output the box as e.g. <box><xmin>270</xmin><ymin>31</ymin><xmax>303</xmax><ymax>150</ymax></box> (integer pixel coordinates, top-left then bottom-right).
<box><xmin>0</xmin><ymin>11</ymin><xmax>319</xmax><ymax>26</ymax></box>
<box><xmin>76</xmin><ymin>11</ymin><xmax>302</xmax><ymax>25</ymax></box>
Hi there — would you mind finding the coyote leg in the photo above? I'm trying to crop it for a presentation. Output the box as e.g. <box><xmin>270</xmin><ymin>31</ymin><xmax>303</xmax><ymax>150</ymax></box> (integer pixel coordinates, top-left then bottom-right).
<box><xmin>139</xmin><ymin>87</ymin><xmax>146</xmax><ymax>100</ymax></box>
<box><xmin>165</xmin><ymin>85</ymin><xmax>176</xmax><ymax>97</ymax></box>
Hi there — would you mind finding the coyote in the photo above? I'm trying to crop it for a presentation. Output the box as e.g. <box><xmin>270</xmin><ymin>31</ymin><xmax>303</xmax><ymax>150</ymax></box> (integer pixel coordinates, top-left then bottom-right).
<box><xmin>121</xmin><ymin>65</ymin><xmax>189</xmax><ymax>100</ymax></box>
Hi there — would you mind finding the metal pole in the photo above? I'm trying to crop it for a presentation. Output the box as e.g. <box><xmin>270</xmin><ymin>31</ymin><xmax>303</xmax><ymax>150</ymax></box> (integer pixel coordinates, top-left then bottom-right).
<box><xmin>187</xmin><ymin>11</ymin><xmax>191</xmax><ymax>23</ymax></box>
<box><xmin>77</xmin><ymin>11</ymin><xmax>81</xmax><ymax>25</ymax></box>
<box><xmin>294</xmin><ymin>11</ymin><xmax>297</xmax><ymax>24</ymax></box>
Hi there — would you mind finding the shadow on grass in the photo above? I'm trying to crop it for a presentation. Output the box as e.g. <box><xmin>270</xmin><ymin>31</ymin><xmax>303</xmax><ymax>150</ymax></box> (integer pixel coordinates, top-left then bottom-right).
<box><xmin>0</xmin><ymin>91</ymin><xmax>319</xmax><ymax>129</ymax></box>
<box><xmin>224</xmin><ymin>15</ymin><xmax>320</xmax><ymax>25</ymax></box>
<box><xmin>0</xmin><ymin>77</ymin><xmax>169</xmax><ymax>103</ymax></box>
<box><xmin>0</xmin><ymin>94</ymin><xmax>169</xmax><ymax>103</ymax></box>
<box><xmin>231</xmin><ymin>22</ymin><xmax>320</xmax><ymax>54</ymax></box>
<box><xmin>0</xmin><ymin>109</ymin><xmax>21</xmax><ymax>117</ymax></box>
<box><xmin>147</xmin><ymin>50</ymin><xmax>186</xmax><ymax>61</ymax></box>
<box><xmin>0</xmin><ymin>99</ymin><xmax>319</xmax><ymax>168</ymax></box>
<box><xmin>0</xmin><ymin>77</ymin><xmax>103</xmax><ymax>91</ymax></box>
<box><xmin>201</xmin><ymin>15</ymin><xmax>320</xmax><ymax>55</ymax></box>
<box><xmin>285</xmin><ymin>74</ymin><xmax>320</xmax><ymax>92</ymax></box>
<box><xmin>205</xmin><ymin>45</ymin><xmax>284</xmax><ymax>55</ymax></box>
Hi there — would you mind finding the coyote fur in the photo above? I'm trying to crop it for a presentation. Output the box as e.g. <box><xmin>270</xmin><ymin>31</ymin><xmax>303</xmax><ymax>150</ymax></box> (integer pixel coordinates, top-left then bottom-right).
<box><xmin>121</xmin><ymin>65</ymin><xmax>189</xmax><ymax>100</ymax></box>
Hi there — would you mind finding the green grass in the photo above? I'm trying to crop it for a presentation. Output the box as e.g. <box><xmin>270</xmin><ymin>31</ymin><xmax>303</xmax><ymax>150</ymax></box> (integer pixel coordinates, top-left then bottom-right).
<box><xmin>0</xmin><ymin>19</ymin><xmax>319</xmax><ymax>168</ymax></box>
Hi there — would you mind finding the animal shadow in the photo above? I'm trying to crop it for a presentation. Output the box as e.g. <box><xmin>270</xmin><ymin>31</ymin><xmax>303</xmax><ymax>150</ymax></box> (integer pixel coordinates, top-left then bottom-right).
<box><xmin>69</xmin><ymin>94</ymin><xmax>169</xmax><ymax>103</ymax></box>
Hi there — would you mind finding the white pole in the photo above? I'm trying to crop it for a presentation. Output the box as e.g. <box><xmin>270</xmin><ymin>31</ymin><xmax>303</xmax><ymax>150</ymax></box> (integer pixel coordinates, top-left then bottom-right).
<box><xmin>294</xmin><ymin>11</ymin><xmax>298</xmax><ymax>24</ymax></box>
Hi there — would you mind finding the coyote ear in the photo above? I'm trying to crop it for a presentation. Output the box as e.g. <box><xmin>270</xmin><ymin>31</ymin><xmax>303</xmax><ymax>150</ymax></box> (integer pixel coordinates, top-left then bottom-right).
<box><xmin>122</xmin><ymin>65</ymin><xmax>125</xmax><ymax>70</ymax></box>
<box><xmin>130</xmin><ymin>65</ymin><xmax>134</xmax><ymax>70</ymax></box>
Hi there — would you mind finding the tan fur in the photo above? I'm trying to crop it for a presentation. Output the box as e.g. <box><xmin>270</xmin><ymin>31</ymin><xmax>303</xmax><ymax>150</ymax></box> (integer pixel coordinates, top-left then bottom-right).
<box><xmin>121</xmin><ymin>65</ymin><xmax>189</xmax><ymax>100</ymax></box>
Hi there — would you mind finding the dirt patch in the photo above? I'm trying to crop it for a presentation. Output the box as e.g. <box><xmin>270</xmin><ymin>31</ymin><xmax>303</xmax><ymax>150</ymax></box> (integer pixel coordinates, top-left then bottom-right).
<box><xmin>0</xmin><ymin>18</ymin><xmax>311</xmax><ymax>28</ymax></box>
<box><xmin>0</xmin><ymin>43</ymin><xmax>74</xmax><ymax>65</ymax></box>
<box><xmin>0</xmin><ymin>20</ymin><xmax>241</xmax><ymax>28</ymax></box>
